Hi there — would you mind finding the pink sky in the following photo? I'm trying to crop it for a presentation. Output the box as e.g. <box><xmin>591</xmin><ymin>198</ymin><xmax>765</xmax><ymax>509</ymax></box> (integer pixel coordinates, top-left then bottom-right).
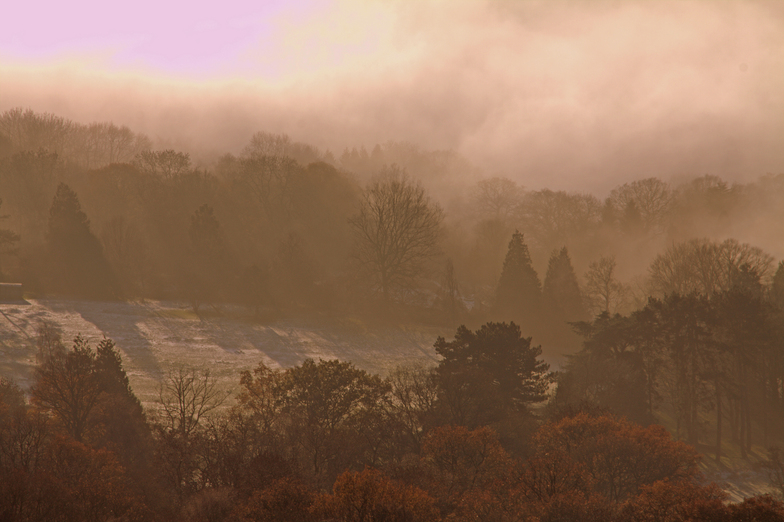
<box><xmin>1</xmin><ymin>1</ymin><xmax>782</xmax><ymax>193</ymax></box>
<box><xmin>1</xmin><ymin>0</ymin><xmax>326</xmax><ymax>79</ymax></box>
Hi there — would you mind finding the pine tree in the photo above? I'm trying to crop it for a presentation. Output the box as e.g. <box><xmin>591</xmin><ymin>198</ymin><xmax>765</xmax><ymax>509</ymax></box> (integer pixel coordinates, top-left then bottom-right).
<box><xmin>495</xmin><ymin>231</ymin><xmax>542</xmax><ymax>327</ymax></box>
<box><xmin>47</xmin><ymin>183</ymin><xmax>116</xmax><ymax>298</ymax></box>
<box><xmin>543</xmin><ymin>247</ymin><xmax>587</xmax><ymax>322</ymax></box>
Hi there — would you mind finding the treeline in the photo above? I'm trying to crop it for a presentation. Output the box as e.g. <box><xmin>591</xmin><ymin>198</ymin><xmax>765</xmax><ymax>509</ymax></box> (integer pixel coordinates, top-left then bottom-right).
<box><xmin>1</xmin><ymin>109</ymin><xmax>783</xmax><ymax>331</ymax></box>
<box><xmin>3</xmin><ymin>322</ymin><xmax>784</xmax><ymax>521</ymax></box>
<box><xmin>557</xmin><ymin>271</ymin><xmax>784</xmax><ymax>462</ymax></box>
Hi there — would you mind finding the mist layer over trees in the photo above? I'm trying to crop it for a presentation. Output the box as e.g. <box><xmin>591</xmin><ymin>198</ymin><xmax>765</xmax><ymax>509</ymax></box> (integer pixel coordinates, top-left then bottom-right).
<box><xmin>1</xmin><ymin>106</ymin><xmax>784</xmax><ymax>519</ymax></box>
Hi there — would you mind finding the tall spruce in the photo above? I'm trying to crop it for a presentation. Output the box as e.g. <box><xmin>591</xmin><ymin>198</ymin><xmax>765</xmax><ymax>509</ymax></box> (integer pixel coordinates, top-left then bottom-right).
<box><xmin>495</xmin><ymin>230</ymin><xmax>541</xmax><ymax>327</ymax></box>
<box><xmin>543</xmin><ymin>247</ymin><xmax>587</xmax><ymax>322</ymax></box>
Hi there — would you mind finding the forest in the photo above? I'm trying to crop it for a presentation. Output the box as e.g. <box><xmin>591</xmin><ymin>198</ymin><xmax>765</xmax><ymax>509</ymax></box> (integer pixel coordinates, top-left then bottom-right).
<box><xmin>1</xmin><ymin>107</ymin><xmax>784</xmax><ymax>520</ymax></box>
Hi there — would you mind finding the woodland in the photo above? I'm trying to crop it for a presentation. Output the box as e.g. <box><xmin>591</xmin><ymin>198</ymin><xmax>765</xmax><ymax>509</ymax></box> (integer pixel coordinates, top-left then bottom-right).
<box><xmin>1</xmin><ymin>107</ymin><xmax>784</xmax><ymax>520</ymax></box>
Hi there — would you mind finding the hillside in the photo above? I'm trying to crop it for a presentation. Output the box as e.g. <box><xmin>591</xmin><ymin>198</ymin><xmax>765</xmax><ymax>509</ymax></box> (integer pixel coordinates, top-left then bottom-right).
<box><xmin>0</xmin><ymin>298</ymin><xmax>452</xmax><ymax>406</ymax></box>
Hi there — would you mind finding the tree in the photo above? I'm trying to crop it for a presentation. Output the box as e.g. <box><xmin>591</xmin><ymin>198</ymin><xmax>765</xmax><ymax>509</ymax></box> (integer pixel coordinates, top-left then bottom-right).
<box><xmin>436</xmin><ymin>258</ymin><xmax>463</xmax><ymax>322</ymax></box>
<box><xmin>434</xmin><ymin>322</ymin><xmax>552</xmax><ymax>430</ymax></box>
<box><xmin>276</xmin><ymin>359</ymin><xmax>390</xmax><ymax>488</ymax></box>
<box><xmin>648</xmin><ymin>238</ymin><xmax>774</xmax><ymax>298</ymax></box>
<box><xmin>417</xmin><ymin>425</ymin><xmax>510</xmax><ymax>515</ymax></box>
<box><xmin>31</xmin><ymin>333</ymin><xmax>101</xmax><ymax>443</ymax></box>
<box><xmin>517</xmin><ymin>190</ymin><xmax>602</xmax><ymax>255</ymax></box>
<box><xmin>557</xmin><ymin>312</ymin><xmax>652</xmax><ymax>424</ymax></box>
<box><xmin>314</xmin><ymin>468</ymin><xmax>440</xmax><ymax>522</ymax></box>
<box><xmin>543</xmin><ymin>247</ymin><xmax>587</xmax><ymax>322</ymax></box>
<box><xmin>184</xmin><ymin>203</ymin><xmax>232</xmax><ymax>311</ymax></box>
<box><xmin>46</xmin><ymin>183</ymin><xmax>116</xmax><ymax>298</ymax></box>
<box><xmin>494</xmin><ymin>230</ymin><xmax>542</xmax><ymax>326</ymax></box>
<box><xmin>607</xmin><ymin>177</ymin><xmax>673</xmax><ymax>234</ymax></box>
<box><xmin>134</xmin><ymin>149</ymin><xmax>191</xmax><ymax>178</ymax></box>
<box><xmin>349</xmin><ymin>167</ymin><xmax>443</xmax><ymax>304</ymax></box>
<box><xmin>101</xmin><ymin>216</ymin><xmax>148</xmax><ymax>297</ymax></box>
<box><xmin>532</xmin><ymin>412</ymin><xmax>700</xmax><ymax>503</ymax></box>
<box><xmin>0</xmin><ymin>198</ymin><xmax>20</xmax><ymax>280</ymax></box>
<box><xmin>472</xmin><ymin>176</ymin><xmax>524</xmax><ymax>220</ymax></box>
<box><xmin>157</xmin><ymin>368</ymin><xmax>227</xmax><ymax>441</ymax></box>
<box><xmin>584</xmin><ymin>256</ymin><xmax>626</xmax><ymax>316</ymax></box>
<box><xmin>385</xmin><ymin>364</ymin><xmax>440</xmax><ymax>454</ymax></box>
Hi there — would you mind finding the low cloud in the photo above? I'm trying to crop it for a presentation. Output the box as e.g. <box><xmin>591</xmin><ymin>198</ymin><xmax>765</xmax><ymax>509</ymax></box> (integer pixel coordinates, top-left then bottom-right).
<box><xmin>1</xmin><ymin>0</ymin><xmax>782</xmax><ymax>193</ymax></box>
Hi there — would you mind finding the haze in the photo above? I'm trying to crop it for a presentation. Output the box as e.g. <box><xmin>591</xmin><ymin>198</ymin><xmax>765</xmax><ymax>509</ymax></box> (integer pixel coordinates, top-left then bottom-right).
<box><xmin>2</xmin><ymin>0</ymin><xmax>782</xmax><ymax>193</ymax></box>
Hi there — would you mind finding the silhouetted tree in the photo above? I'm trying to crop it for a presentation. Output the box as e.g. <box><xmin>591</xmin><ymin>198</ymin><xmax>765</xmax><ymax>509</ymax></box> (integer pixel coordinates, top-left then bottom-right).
<box><xmin>46</xmin><ymin>183</ymin><xmax>116</xmax><ymax>298</ymax></box>
<box><xmin>31</xmin><ymin>333</ymin><xmax>101</xmax><ymax>443</ymax></box>
<box><xmin>608</xmin><ymin>177</ymin><xmax>673</xmax><ymax>234</ymax></box>
<box><xmin>543</xmin><ymin>247</ymin><xmax>587</xmax><ymax>322</ymax></box>
<box><xmin>349</xmin><ymin>167</ymin><xmax>443</xmax><ymax>305</ymax></box>
<box><xmin>494</xmin><ymin>230</ymin><xmax>542</xmax><ymax>327</ymax></box>
<box><xmin>649</xmin><ymin>238</ymin><xmax>774</xmax><ymax>298</ymax></box>
<box><xmin>516</xmin><ymin>190</ymin><xmax>602</xmax><ymax>255</ymax></box>
<box><xmin>134</xmin><ymin>149</ymin><xmax>191</xmax><ymax>178</ymax></box>
<box><xmin>473</xmin><ymin>176</ymin><xmax>524</xmax><ymax>220</ymax></box>
<box><xmin>584</xmin><ymin>256</ymin><xmax>626</xmax><ymax>315</ymax></box>
<box><xmin>434</xmin><ymin>322</ymin><xmax>552</xmax><ymax>432</ymax></box>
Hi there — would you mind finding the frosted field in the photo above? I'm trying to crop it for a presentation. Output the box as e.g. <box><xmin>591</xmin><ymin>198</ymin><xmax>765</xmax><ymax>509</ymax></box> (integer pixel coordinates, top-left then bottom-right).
<box><xmin>0</xmin><ymin>298</ymin><xmax>449</xmax><ymax>407</ymax></box>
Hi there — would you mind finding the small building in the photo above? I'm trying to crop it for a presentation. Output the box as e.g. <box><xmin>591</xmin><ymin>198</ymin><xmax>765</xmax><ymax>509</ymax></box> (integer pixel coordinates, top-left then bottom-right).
<box><xmin>0</xmin><ymin>283</ymin><xmax>23</xmax><ymax>301</ymax></box>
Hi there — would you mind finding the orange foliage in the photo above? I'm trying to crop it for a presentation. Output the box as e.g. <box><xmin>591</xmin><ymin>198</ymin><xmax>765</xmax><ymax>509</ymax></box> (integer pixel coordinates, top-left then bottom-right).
<box><xmin>418</xmin><ymin>425</ymin><xmax>511</xmax><ymax>512</ymax></box>
<box><xmin>234</xmin><ymin>478</ymin><xmax>316</xmax><ymax>522</ymax></box>
<box><xmin>620</xmin><ymin>479</ymin><xmax>729</xmax><ymax>522</ymax></box>
<box><xmin>533</xmin><ymin>412</ymin><xmax>700</xmax><ymax>502</ymax></box>
<box><xmin>315</xmin><ymin>467</ymin><xmax>440</xmax><ymax>522</ymax></box>
<box><xmin>728</xmin><ymin>494</ymin><xmax>784</xmax><ymax>521</ymax></box>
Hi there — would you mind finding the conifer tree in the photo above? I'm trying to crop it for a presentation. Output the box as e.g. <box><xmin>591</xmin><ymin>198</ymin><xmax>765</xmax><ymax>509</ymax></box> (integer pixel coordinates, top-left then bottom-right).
<box><xmin>47</xmin><ymin>183</ymin><xmax>116</xmax><ymax>297</ymax></box>
<box><xmin>495</xmin><ymin>230</ymin><xmax>542</xmax><ymax>327</ymax></box>
<box><xmin>543</xmin><ymin>247</ymin><xmax>587</xmax><ymax>322</ymax></box>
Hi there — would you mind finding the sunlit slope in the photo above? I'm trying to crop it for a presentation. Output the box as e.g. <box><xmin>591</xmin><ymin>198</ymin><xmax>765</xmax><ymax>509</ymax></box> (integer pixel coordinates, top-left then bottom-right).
<box><xmin>0</xmin><ymin>299</ymin><xmax>449</xmax><ymax>406</ymax></box>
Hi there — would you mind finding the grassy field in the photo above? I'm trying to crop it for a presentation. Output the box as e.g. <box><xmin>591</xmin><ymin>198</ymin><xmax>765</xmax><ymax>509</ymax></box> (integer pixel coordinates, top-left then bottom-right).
<box><xmin>0</xmin><ymin>298</ymin><xmax>453</xmax><ymax>407</ymax></box>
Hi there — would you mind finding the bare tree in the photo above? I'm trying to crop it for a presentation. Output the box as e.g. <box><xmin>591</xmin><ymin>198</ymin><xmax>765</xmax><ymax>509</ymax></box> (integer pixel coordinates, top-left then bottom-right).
<box><xmin>349</xmin><ymin>167</ymin><xmax>443</xmax><ymax>303</ymax></box>
<box><xmin>157</xmin><ymin>368</ymin><xmax>228</xmax><ymax>440</ymax></box>
<box><xmin>473</xmin><ymin>177</ymin><xmax>524</xmax><ymax>220</ymax></box>
<box><xmin>649</xmin><ymin>238</ymin><xmax>774</xmax><ymax>297</ymax></box>
<box><xmin>517</xmin><ymin>189</ymin><xmax>602</xmax><ymax>253</ymax></box>
<box><xmin>584</xmin><ymin>256</ymin><xmax>627</xmax><ymax>315</ymax></box>
<box><xmin>608</xmin><ymin>178</ymin><xmax>673</xmax><ymax>234</ymax></box>
<box><xmin>134</xmin><ymin>149</ymin><xmax>191</xmax><ymax>178</ymax></box>
<box><xmin>31</xmin><ymin>332</ymin><xmax>101</xmax><ymax>442</ymax></box>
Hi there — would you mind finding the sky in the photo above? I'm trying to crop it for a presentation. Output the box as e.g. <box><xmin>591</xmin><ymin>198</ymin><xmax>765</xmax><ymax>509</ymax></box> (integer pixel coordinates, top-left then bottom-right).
<box><xmin>1</xmin><ymin>0</ymin><xmax>783</xmax><ymax>193</ymax></box>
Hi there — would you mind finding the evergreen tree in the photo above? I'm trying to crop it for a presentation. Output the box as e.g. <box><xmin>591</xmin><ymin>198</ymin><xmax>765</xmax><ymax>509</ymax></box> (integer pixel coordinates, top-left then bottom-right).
<box><xmin>543</xmin><ymin>247</ymin><xmax>587</xmax><ymax>322</ymax></box>
<box><xmin>47</xmin><ymin>183</ymin><xmax>116</xmax><ymax>297</ymax></box>
<box><xmin>495</xmin><ymin>230</ymin><xmax>542</xmax><ymax>328</ymax></box>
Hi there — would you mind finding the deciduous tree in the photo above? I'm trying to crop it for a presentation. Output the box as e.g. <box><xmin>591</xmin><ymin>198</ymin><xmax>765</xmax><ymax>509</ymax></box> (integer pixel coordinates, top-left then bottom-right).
<box><xmin>349</xmin><ymin>167</ymin><xmax>443</xmax><ymax>304</ymax></box>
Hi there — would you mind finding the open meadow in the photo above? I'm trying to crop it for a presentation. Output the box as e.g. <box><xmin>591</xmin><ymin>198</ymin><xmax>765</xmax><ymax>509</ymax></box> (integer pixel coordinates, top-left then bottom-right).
<box><xmin>0</xmin><ymin>298</ymin><xmax>453</xmax><ymax>407</ymax></box>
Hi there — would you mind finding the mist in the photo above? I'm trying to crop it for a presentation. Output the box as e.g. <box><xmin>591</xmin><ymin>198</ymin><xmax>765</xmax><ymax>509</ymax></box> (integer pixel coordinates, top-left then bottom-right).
<box><xmin>2</xmin><ymin>0</ymin><xmax>782</xmax><ymax>193</ymax></box>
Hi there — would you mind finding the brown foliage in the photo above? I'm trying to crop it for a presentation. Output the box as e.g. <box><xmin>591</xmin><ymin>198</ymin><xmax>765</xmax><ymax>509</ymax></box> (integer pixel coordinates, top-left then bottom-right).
<box><xmin>314</xmin><ymin>468</ymin><xmax>440</xmax><ymax>522</ymax></box>
<box><xmin>533</xmin><ymin>412</ymin><xmax>700</xmax><ymax>502</ymax></box>
<box><xmin>417</xmin><ymin>425</ymin><xmax>511</xmax><ymax>514</ymax></box>
<box><xmin>620</xmin><ymin>479</ymin><xmax>728</xmax><ymax>522</ymax></box>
